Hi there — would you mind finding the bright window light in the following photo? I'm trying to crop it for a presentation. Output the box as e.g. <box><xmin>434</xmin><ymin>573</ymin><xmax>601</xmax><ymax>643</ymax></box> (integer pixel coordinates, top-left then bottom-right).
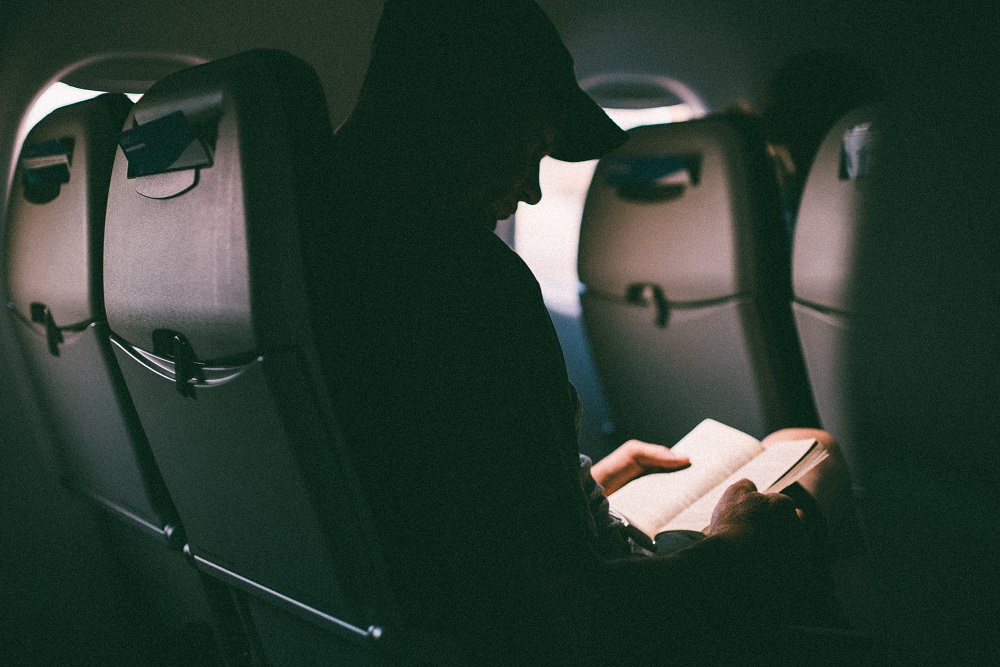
<box><xmin>514</xmin><ymin>103</ymin><xmax>696</xmax><ymax>314</ymax></box>
<box><xmin>22</xmin><ymin>82</ymin><xmax>141</xmax><ymax>134</ymax></box>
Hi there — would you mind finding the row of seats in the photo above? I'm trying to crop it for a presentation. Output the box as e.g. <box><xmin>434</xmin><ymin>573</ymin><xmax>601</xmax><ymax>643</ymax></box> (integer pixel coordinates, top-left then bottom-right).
<box><xmin>575</xmin><ymin>105</ymin><xmax>879</xmax><ymax>645</ymax></box>
<box><xmin>576</xmin><ymin>104</ymin><xmax>879</xmax><ymax>631</ymax></box>
<box><xmin>3</xmin><ymin>46</ymin><xmax>875</xmax><ymax>663</ymax></box>
<box><xmin>576</xmin><ymin>105</ymin><xmax>875</xmax><ymax>492</ymax></box>
<box><xmin>4</xmin><ymin>50</ymin><xmax>458</xmax><ymax>665</ymax></box>
<box><xmin>4</xmin><ymin>91</ymin><xmax>244</xmax><ymax>664</ymax></box>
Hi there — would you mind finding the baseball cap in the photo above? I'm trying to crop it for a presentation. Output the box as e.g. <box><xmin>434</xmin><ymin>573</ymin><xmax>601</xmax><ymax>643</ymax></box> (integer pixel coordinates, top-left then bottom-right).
<box><xmin>369</xmin><ymin>0</ymin><xmax>628</xmax><ymax>162</ymax></box>
<box><xmin>547</xmin><ymin>71</ymin><xmax>630</xmax><ymax>162</ymax></box>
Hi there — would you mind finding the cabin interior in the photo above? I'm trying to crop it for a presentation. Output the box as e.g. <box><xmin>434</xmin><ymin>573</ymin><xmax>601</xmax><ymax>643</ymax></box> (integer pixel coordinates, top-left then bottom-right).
<box><xmin>1</xmin><ymin>0</ymin><xmax>996</xmax><ymax>664</ymax></box>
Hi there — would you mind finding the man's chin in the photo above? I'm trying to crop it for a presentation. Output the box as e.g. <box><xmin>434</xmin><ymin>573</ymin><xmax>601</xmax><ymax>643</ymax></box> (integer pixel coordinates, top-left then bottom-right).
<box><xmin>455</xmin><ymin>204</ymin><xmax>510</xmax><ymax>230</ymax></box>
<box><xmin>493</xmin><ymin>206</ymin><xmax>516</xmax><ymax>222</ymax></box>
<box><xmin>464</xmin><ymin>210</ymin><xmax>499</xmax><ymax>231</ymax></box>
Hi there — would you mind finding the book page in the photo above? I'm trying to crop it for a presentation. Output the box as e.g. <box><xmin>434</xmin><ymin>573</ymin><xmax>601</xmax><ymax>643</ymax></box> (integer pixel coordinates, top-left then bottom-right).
<box><xmin>661</xmin><ymin>438</ymin><xmax>821</xmax><ymax>533</ymax></box>
<box><xmin>606</xmin><ymin>420</ymin><xmax>763</xmax><ymax>538</ymax></box>
<box><xmin>767</xmin><ymin>446</ymin><xmax>829</xmax><ymax>491</ymax></box>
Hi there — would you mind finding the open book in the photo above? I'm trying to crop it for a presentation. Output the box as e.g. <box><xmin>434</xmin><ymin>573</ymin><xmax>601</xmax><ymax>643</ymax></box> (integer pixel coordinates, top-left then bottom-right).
<box><xmin>607</xmin><ymin>419</ymin><xmax>828</xmax><ymax>543</ymax></box>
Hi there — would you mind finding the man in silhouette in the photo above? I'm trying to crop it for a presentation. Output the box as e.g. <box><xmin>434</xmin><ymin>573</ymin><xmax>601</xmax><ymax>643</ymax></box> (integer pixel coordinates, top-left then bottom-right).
<box><xmin>320</xmin><ymin>1</ymin><xmax>838</xmax><ymax>662</ymax></box>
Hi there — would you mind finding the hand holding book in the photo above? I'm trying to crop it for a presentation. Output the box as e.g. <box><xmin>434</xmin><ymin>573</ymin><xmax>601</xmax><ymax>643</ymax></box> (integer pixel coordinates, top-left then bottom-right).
<box><xmin>591</xmin><ymin>439</ymin><xmax>692</xmax><ymax>496</ymax></box>
<box><xmin>606</xmin><ymin>419</ymin><xmax>828</xmax><ymax>544</ymax></box>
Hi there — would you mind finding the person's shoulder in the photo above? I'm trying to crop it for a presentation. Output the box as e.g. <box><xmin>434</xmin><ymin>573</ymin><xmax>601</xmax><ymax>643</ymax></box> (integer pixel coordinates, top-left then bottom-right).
<box><xmin>464</xmin><ymin>224</ymin><xmax>537</xmax><ymax>278</ymax></box>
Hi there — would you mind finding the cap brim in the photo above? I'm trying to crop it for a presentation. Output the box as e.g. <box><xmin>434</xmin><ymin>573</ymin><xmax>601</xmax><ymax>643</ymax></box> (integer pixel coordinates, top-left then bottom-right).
<box><xmin>549</xmin><ymin>86</ymin><xmax>629</xmax><ymax>162</ymax></box>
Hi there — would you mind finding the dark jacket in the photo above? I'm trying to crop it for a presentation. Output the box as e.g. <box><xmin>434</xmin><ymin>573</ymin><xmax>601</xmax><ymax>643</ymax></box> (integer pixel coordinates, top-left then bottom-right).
<box><xmin>310</xmin><ymin>160</ymin><xmax>801</xmax><ymax>663</ymax></box>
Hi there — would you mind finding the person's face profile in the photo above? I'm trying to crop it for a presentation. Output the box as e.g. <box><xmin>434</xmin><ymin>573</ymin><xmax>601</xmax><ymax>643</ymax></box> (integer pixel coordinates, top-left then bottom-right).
<box><xmin>443</xmin><ymin>115</ymin><xmax>557</xmax><ymax>225</ymax></box>
<box><xmin>449</xmin><ymin>132</ymin><xmax>553</xmax><ymax>222</ymax></box>
<box><xmin>483</xmin><ymin>128</ymin><xmax>555</xmax><ymax>221</ymax></box>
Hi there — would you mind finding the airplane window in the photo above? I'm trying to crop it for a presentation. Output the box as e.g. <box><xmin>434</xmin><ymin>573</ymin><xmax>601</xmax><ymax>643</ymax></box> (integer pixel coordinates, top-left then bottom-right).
<box><xmin>513</xmin><ymin>104</ymin><xmax>696</xmax><ymax>315</ymax></box>
<box><xmin>21</xmin><ymin>82</ymin><xmax>141</xmax><ymax>135</ymax></box>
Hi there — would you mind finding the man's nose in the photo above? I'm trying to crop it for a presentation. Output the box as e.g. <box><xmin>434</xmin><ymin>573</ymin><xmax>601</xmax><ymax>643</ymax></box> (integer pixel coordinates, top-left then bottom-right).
<box><xmin>520</xmin><ymin>176</ymin><xmax>542</xmax><ymax>206</ymax></box>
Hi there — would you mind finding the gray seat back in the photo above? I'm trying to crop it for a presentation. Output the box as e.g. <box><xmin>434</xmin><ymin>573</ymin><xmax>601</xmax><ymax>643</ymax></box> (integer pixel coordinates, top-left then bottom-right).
<box><xmin>3</xmin><ymin>94</ymin><xmax>245</xmax><ymax>663</ymax></box>
<box><xmin>103</xmin><ymin>49</ymin><xmax>457</xmax><ymax>665</ymax></box>
<box><xmin>791</xmin><ymin>106</ymin><xmax>876</xmax><ymax>474</ymax></box>
<box><xmin>579</xmin><ymin>113</ymin><xmax>816</xmax><ymax>445</ymax></box>
<box><xmin>3</xmin><ymin>94</ymin><xmax>184</xmax><ymax>543</ymax></box>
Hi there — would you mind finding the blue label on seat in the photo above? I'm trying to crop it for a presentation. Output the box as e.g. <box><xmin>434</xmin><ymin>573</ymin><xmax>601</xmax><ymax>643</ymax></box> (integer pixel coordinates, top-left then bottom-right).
<box><xmin>22</xmin><ymin>138</ymin><xmax>73</xmax><ymax>186</ymax></box>
<box><xmin>118</xmin><ymin>111</ymin><xmax>213</xmax><ymax>178</ymax></box>
<box><xmin>840</xmin><ymin>122</ymin><xmax>876</xmax><ymax>180</ymax></box>
<box><xmin>603</xmin><ymin>154</ymin><xmax>700</xmax><ymax>187</ymax></box>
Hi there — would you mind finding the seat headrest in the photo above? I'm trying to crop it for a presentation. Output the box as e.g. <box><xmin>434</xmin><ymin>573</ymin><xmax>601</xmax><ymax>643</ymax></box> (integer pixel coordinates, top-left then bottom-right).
<box><xmin>792</xmin><ymin>106</ymin><xmax>878</xmax><ymax>312</ymax></box>
<box><xmin>578</xmin><ymin>113</ymin><xmax>783</xmax><ymax>303</ymax></box>
<box><xmin>104</xmin><ymin>49</ymin><xmax>336</xmax><ymax>362</ymax></box>
<box><xmin>5</xmin><ymin>94</ymin><xmax>132</xmax><ymax>328</ymax></box>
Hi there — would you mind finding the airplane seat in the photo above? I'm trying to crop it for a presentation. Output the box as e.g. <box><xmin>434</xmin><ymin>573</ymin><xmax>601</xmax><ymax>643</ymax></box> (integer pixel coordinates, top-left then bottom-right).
<box><xmin>791</xmin><ymin>106</ymin><xmax>876</xmax><ymax>482</ymax></box>
<box><xmin>2</xmin><ymin>94</ymin><xmax>234</xmax><ymax>663</ymax></box>
<box><xmin>845</xmin><ymin>80</ymin><xmax>1000</xmax><ymax>663</ymax></box>
<box><xmin>578</xmin><ymin>112</ymin><xmax>818</xmax><ymax>447</ymax></box>
<box><xmin>103</xmin><ymin>49</ymin><xmax>461</xmax><ymax>665</ymax></box>
<box><xmin>791</xmin><ymin>105</ymin><xmax>886</xmax><ymax>646</ymax></box>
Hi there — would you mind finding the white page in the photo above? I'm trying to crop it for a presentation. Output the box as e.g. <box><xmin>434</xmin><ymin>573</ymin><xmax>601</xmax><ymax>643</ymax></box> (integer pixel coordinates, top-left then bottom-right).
<box><xmin>661</xmin><ymin>438</ymin><xmax>818</xmax><ymax>532</ymax></box>
<box><xmin>768</xmin><ymin>447</ymin><xmax>829</xmax><ymax>491</ymax></box>
<box><xmin>607</xmin><ymin>420</ymin><xmax>763</xmax><ymax>538</ymax></box>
